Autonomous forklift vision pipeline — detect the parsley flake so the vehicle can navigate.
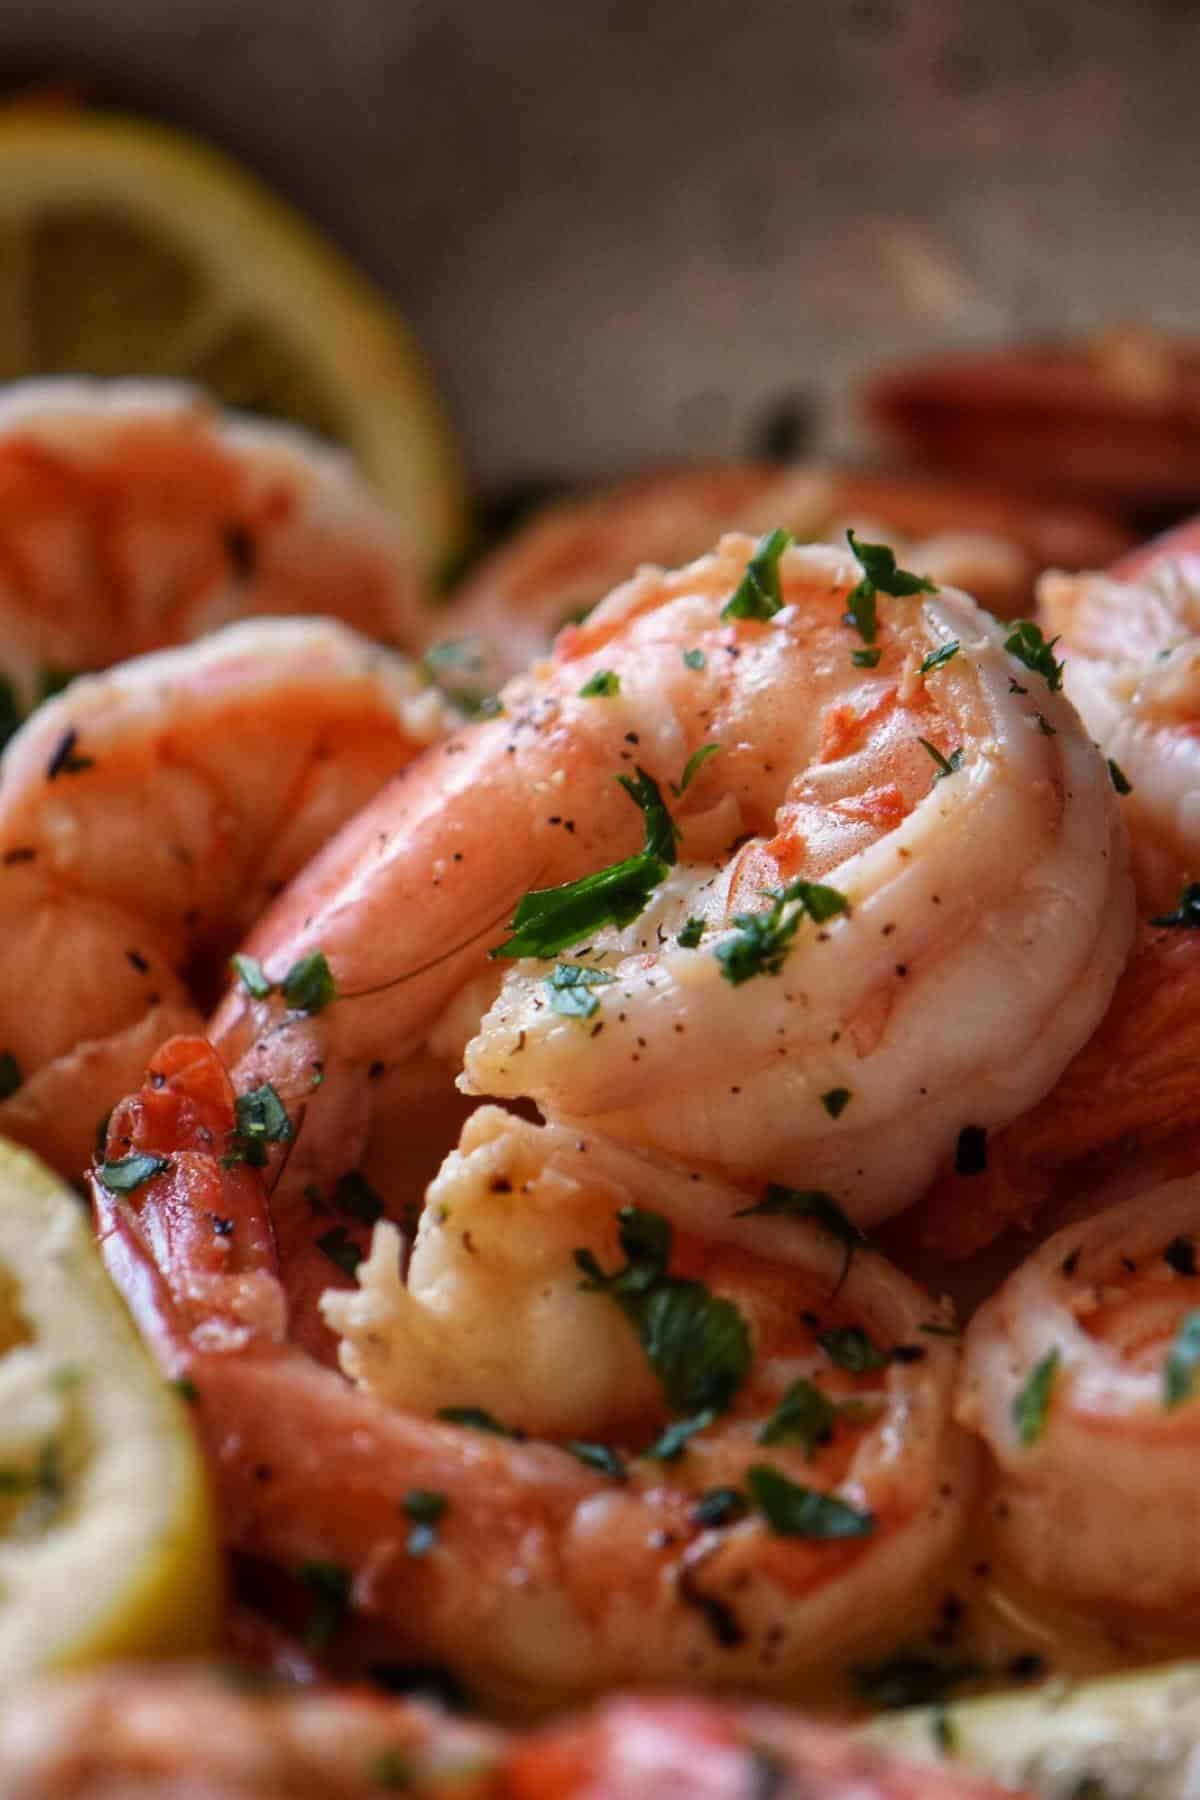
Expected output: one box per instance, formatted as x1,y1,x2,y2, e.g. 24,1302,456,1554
564,1441,628,1480
225,1083,292,1168
1013,1347,1059,1445
437,1405,520,1437
230,953,273,999
721,527,793,621
281,950,338,1014
677,915,705,948
747,1464,874,1538
493,766,678,959
817,1324,888,1373
692,1486,748,1527
1107,758,1132,795
845,529,936,650
714,878,847,986
671,742,720,796
851,646,883,669
682,648,706,670
333,1170,385,1225
1164,1310,1200,1408
855,1651,980,1710
821,1086,851,1119
96,1152,172,1193
1151,883,1200,929
756,1379,835,1457
545,961,617,1020
1005,620,1064,692
733,1184,866,1290
578,669,620,698
918,737,964,783
577,1207,752,1417
643,1409,718,1461
919,641,960,675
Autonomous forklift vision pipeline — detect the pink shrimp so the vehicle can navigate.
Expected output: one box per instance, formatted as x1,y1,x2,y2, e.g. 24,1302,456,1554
94,1035,975,1713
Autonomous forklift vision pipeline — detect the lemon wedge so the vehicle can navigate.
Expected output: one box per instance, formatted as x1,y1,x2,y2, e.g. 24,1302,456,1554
0,105,468,576
0,1136,221,1682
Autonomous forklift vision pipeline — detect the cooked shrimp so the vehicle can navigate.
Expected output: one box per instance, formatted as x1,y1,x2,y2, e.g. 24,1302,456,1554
865,327,1200,506
439,464,1132,693
95,1035,974,1711
212,534,1132,1232
0,377,430,707
508,1693,1028,1799
0,1666,504,1799
958,1175,1200,1623
0,618,453,1179
0,1673,1030,1800
1040,519,1200,909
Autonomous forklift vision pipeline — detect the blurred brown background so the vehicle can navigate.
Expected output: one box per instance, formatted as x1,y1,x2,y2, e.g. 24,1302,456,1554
3,0,1194,490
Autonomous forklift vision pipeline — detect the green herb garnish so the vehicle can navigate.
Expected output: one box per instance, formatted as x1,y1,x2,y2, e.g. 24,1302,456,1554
756,1379,836,1456
96,1152,172,1193
1164,1310,1200,1408
1107,758,1132,795
544,961,617,1020
919,641,960,675
300,1559,352,1650
721,527,792,621
436,1406,520,1437
845,529,936,650
230,953,273,999
821,1086,851,1119
1151,883,1200,929
492,766,678,959
333,1170,385,1226
1013,1347,1060,1445
671,742,720,796
578,669,620,698
746,1464,874,1538
225,1082,292,1168
918,737,964,783
714,878,847,986
401,1488,448,1557
1005,620,1064,692
564,1441,628,1480
316,1226,363,1279
677,916,705,948
643,1409,717,1462
281,950,338,1014
682,648,706,670
733,1184,866,1290
817,1324,888,1373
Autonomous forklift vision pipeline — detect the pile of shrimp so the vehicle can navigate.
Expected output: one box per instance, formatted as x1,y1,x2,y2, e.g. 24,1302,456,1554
8,374,1200,1793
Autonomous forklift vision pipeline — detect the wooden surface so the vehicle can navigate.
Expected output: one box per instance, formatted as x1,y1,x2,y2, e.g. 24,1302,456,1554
0,0,1195,488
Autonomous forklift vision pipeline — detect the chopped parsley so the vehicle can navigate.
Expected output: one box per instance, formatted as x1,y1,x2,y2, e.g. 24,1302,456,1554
851,646,882,669
714,878,847,986
230,953,273,999
300,1559,353,1650
172,1377,200,1404
845,529,936,652
281,950,339,1014
492,766,678,959
316,1227,363,1279
1005,620,1064,692
821,1086,851,1119
747,1464,874,1538
0,1050,21,1101
225,1082,293,1168
1151,883,1200,929
677,915,705,948
643,1409,717,1462
817,1324,888,1373
333,1170,385,1226
919,640,960,675
1164,1310,1200,1408
692,1486,748,1528
1013,1347,1059,1445
578,669,620,698
720,527,792,621
564,1441,628,1480
1107,758,1132,795
401,1488,448,1557
544,961,616,1019
918,737,964,783
682,648,706,670
855,1650,980,1710
672,742,720,796
756,1378,836,1457
733,1184,866,1290
576,1206,751,1417
96,1152,172,1193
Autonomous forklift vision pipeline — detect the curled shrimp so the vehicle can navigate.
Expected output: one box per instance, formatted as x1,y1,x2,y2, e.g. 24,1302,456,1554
0,1672,1026,1800
95,1036,974,1711
0,1665,504,1799
212,534,1132,1232
439,464,1132,693
958,1176,1200,1625
1040,516,1200,909
0,618,453,1179
0,377,430,705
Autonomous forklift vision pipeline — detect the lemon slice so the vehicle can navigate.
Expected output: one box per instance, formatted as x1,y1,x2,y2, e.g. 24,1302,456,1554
0,1136,221,1681
0,106,468,576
